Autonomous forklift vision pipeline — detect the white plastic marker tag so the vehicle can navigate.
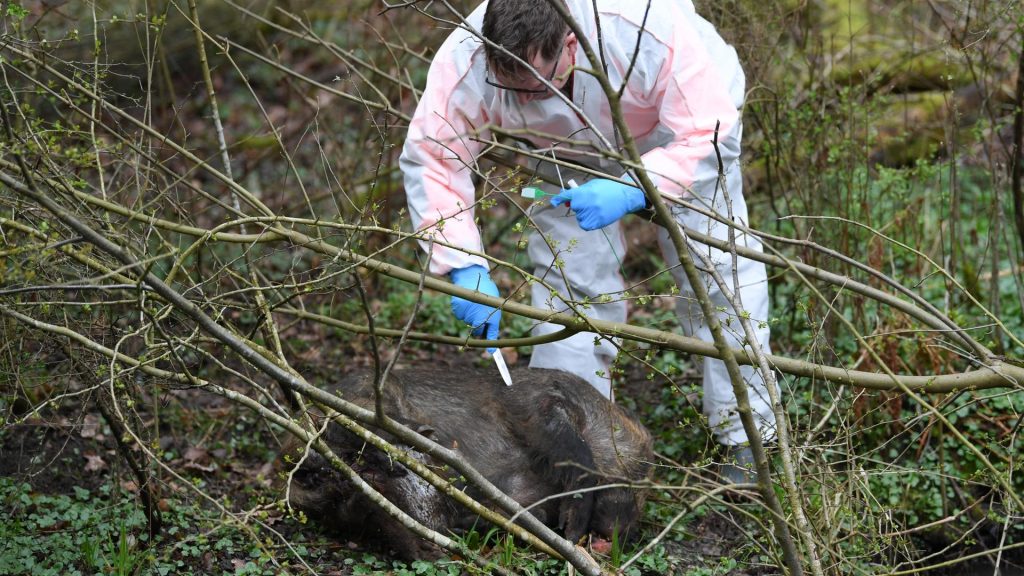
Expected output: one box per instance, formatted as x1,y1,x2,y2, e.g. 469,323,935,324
492,349,513,386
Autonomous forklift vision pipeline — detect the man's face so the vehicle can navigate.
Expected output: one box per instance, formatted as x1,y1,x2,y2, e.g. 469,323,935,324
491,33,576,103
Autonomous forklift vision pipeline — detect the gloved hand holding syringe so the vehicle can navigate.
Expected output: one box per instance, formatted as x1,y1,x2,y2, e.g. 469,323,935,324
523,177,648,231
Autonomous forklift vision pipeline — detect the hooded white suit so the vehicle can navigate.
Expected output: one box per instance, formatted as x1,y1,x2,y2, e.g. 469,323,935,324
400,0,776,445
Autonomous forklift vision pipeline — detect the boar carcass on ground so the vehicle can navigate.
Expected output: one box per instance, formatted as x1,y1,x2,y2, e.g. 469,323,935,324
285,367,654,559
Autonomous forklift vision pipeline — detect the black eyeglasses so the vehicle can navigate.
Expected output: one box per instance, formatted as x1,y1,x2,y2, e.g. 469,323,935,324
485,40,566,95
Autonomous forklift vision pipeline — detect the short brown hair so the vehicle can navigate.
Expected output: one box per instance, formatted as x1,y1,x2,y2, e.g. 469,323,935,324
482,0,570,80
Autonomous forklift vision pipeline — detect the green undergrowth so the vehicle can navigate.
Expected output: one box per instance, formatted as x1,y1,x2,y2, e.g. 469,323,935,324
0,476,454,575
0,474,686,575
0,477,284,575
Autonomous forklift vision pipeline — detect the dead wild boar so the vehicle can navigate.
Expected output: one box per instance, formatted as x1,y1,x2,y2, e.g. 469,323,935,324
285,367,653,559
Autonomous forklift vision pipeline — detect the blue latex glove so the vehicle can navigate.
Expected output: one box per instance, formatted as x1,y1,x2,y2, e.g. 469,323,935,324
449,265,501,353
550,179,647,231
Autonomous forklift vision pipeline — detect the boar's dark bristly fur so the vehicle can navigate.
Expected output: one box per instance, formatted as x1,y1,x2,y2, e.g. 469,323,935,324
285,367,653,559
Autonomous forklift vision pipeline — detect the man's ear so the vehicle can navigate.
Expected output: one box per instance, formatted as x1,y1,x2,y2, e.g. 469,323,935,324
566,32,577,52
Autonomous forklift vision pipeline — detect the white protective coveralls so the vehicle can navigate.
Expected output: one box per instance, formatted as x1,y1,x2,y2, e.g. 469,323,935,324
399,0,776,445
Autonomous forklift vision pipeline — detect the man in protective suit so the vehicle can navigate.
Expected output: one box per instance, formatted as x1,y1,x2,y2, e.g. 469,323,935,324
400,0,776,482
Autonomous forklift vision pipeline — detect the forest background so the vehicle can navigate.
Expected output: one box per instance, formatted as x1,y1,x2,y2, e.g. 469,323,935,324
1,0,1023,575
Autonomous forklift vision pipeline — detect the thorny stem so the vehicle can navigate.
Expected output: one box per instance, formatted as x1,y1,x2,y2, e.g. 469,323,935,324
375,239,435,422
0,36,991,361
480,135,986,357
1013,31,1024,259
185,0,301,411
2,30,1009,392
0,300,561,564
63,346,163,538
539,1,802,571
687,176,824,575
2,5,1023,572
776,246,1024,513
788,215,1024,351
5,177,607,576
3,168,1023,396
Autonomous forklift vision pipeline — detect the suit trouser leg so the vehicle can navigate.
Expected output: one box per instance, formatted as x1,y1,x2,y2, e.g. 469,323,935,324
526,202,626,399
656,169,777,446
523,167,778,445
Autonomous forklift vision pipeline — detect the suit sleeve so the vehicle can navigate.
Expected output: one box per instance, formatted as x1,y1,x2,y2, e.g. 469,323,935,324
634,7,742,200
400,45,491,275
